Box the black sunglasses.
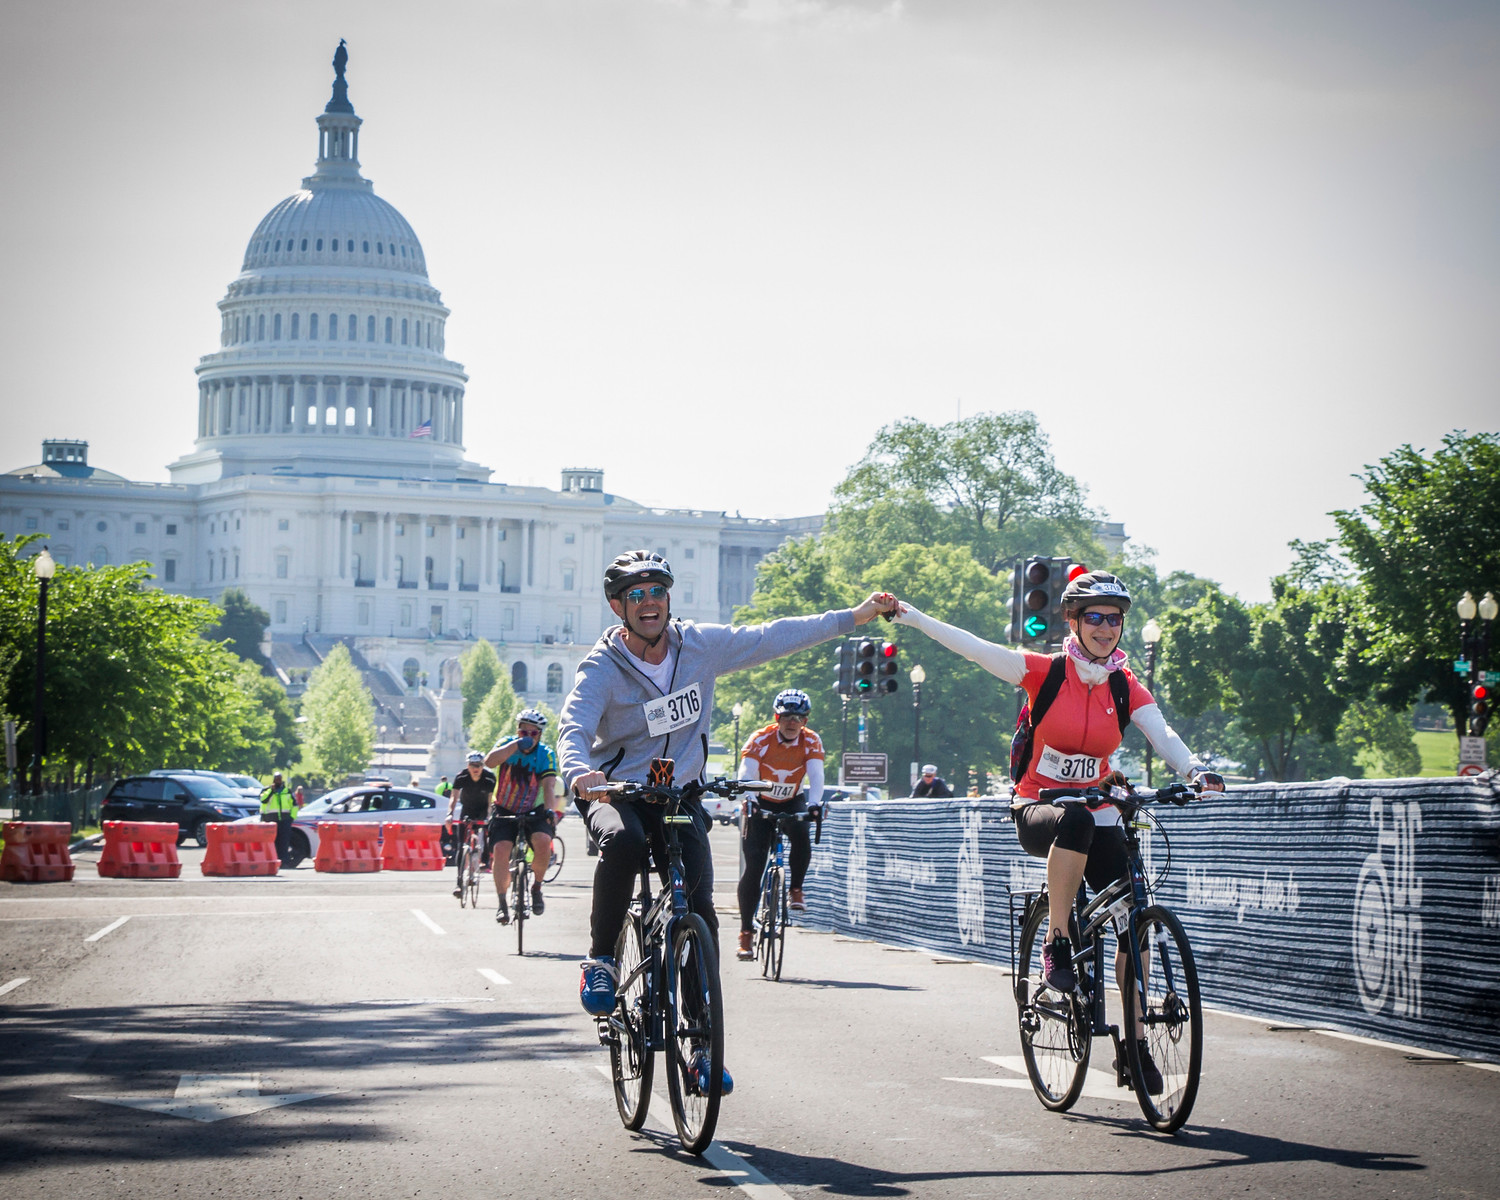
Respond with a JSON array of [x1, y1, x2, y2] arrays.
[[1081, 611, 1124, 628]]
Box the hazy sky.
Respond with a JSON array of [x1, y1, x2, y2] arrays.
[[3, 0, 1496, 601]]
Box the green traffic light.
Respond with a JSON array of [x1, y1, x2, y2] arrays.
[[1023, 614, 1048, 638]]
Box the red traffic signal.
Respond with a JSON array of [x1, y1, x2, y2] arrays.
[[877, 641, 899, 693]]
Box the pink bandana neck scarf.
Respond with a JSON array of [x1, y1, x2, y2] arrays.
[[1065, 634, 1127, 674]]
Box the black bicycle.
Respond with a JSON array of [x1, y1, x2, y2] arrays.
[[1010, 781, 1204, 1133], [595, 767, 773, 1155], [500, 810, 555, 956], [748, 799, 822, 982]]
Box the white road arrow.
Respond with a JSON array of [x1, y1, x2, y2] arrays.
[[75, 1073, 327, 1123]]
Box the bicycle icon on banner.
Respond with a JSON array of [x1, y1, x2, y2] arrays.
[[1352, 796, 1423, 1018]]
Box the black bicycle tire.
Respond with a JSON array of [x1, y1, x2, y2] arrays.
[[770, 867, 787, 982], [759, 867, 778, 979], [466, 840, 481, 909], [1016, 898, 1090, 1111], [546, 835, 565, 883], [1123, 904, 1202, 1133], [458, 844, 471, 909], [611, 913, 654, 1130], [665, 913, 724, 1155], [513, 857, 527, 956]]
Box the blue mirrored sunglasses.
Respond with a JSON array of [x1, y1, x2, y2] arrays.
[[1081, 611, 1124, 628], [624, 584, 669, 604]]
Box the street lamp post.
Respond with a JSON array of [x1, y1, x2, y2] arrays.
[[30, 549, 55, 797], [732, 703, 744, 770], [1141, 618, 1163, 786], [909, 664, 926, 786]]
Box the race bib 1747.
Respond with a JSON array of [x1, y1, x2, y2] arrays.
[[1036, 744, 1102, 784], [643, 682, 704, 738]]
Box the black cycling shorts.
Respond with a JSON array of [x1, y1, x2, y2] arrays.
[[488, 808, 554, 845]]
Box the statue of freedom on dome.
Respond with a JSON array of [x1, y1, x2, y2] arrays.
[[327, 40, 353, 114]]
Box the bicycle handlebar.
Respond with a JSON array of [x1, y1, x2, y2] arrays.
[[592, 776, 776, 804], [1037, 781, 1199, 808]]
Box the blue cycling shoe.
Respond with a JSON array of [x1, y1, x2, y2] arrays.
[[579, 957, 618, 1016], [691, 1050, 733, 1096]]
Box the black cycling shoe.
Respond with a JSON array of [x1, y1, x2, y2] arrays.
[[1042, 934, 1076, 992], [495, 897, 510, 925], [531, 884, 545, 915], [1114, 1038, 1165, 1095]]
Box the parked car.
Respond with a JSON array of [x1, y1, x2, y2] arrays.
[[286, 783, 447, 868], [103, 774, 261, 846], [150, 769, 264, 803]]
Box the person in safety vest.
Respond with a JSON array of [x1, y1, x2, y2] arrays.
[[259, 771, 297, 866]]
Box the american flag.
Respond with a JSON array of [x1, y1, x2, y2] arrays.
[[409, 419, 433, 439]]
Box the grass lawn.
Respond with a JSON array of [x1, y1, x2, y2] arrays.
[[1413, 730, 1458, 777]]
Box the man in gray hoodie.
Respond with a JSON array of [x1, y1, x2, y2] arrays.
[[559, 550, 895, 1032]]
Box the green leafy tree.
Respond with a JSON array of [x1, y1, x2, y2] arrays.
[[0, 534, 286, 777], [1335, 698, 1421, 779], [1333, 431, 1500, 750], [830, 411, 1098, 576], [298, 643, 376, 784], [460, 639, 501, 729], [1159, 580, 1355, 781], [210, 587, 270, 669], [469, 676, 521, 753], [235, 661, 300, 772]]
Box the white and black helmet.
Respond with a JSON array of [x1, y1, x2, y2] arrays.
[[603, 550, 674, 599], [1060, 571, 1133, 615], [773, 688, 812, 717], [516, 708, 548, 731]]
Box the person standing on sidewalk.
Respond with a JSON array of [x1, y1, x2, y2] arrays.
[[259, 772, 296, 865]]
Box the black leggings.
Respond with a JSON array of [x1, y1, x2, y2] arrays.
[[737, 805, 811, 933], [581, 796, 716, 960], [1013, 801, 1129, 896]]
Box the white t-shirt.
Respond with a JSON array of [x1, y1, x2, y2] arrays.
[[629, 646, 676, 694]]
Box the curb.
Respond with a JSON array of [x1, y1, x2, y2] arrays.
[[68, 833, 105, 851]]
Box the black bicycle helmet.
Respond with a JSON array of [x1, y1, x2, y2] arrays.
[[1060, 571, 1132, 615], [603, 550, 674, 599]]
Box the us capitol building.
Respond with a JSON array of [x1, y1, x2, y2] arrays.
[[0, 47, 816, 753]]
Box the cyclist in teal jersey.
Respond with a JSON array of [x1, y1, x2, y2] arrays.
[[485, 709, 562, 923]]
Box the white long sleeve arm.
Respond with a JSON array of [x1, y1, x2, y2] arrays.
[[893, 605, 1029, 686], [1131, 703, 1206, 781], [805, 757, 825, 807], [737, 755, 759, 782]]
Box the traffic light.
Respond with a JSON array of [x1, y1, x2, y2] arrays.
[[877, 641, 899, 694], [1020, 557, 1077, 647], [1473, 683, 1491, 736], [1009, 561, 1024, 644], [833, 641, 853, 697], [853, 638, 878, 695]]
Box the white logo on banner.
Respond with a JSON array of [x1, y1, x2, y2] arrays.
[[957, 807, 985, 946], [846, 811, 868, 926], [1484, 876, 1500, 930], [1353, 797, 1423, 1018]]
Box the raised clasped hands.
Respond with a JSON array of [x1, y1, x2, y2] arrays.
[[852, 591, 901, 625]]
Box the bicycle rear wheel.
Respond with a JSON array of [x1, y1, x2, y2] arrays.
[[1015, 898, 1090, 1111], [665, 913, 724, 1155], [610, 914, 654, 1130], [546, 835, 565, 883], [1123, 905, 1202, 1133], [512, 861, 528, 955]]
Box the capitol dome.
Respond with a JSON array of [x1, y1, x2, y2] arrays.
[[169, 43, 485, 486]]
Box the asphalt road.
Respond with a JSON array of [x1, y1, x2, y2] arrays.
[[3, 825, 1498, 1200]]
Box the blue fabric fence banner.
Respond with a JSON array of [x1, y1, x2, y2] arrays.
[[799, 776, 1500, 1062]]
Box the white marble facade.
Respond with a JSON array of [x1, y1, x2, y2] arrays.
[[0, 53, 813, 704]]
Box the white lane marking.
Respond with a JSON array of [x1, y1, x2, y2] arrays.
[[590, 1065, 794, 1199], [477, 968, 511, 986], [411, 909, 445, 936], [84, 916, 130, 942], [945, 1055, 1139, 1102], [0, 977, 31, 996], [75, 1073, 327, 1123]]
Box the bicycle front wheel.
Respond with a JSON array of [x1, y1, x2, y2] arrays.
[[1016, 898, 1090, 1111], [768, 868, 788, 982], [610, 913, 654, 1130], [512, 863, 527, 956], [1123, 904, 1202, 1133], [758, 867, 780, 980], [546, 835, 565, 883], [466, 846, 481, 909], [665, 913, 724, 1155], [458, 845, 473, 908]]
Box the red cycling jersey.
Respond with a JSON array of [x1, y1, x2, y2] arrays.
[[1015, 652, 1154, 802]]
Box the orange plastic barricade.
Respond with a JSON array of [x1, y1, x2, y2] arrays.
[[1, 821, 76, 883], [314, 821, 382, 873], [97, 821, 183, 879], [200, 821, 280, 877], [380, 822, 445, 871]]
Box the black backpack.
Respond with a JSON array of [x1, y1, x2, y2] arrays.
[[1009, 654, 1133, 784]]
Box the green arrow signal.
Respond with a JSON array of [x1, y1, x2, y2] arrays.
[[1023, 614, 1048, 638]]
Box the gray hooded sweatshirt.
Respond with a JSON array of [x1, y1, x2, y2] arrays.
[[557, 609, 857, 795]]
